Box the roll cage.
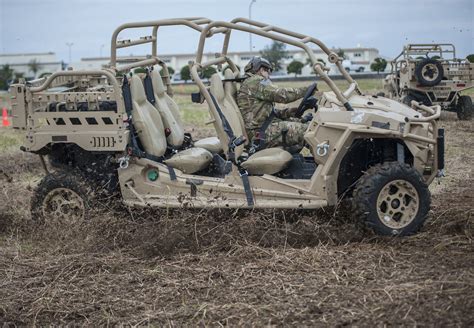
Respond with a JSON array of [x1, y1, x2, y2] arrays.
[[389, 43, 459, 74]]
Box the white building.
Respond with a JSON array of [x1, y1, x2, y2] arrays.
[[0, 47, 380, 81], [0, 52, 64, 79], [75, 47, 380, 79]]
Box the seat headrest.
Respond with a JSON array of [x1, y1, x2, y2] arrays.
[[224, 69, 236, 79], [129, 74, 147, 103], [209, 73, 225, 101], [223, 69, 237, 94], [151, 67, 166, 96]]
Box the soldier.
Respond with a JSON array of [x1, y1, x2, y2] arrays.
[[237, 56, 317, 151]]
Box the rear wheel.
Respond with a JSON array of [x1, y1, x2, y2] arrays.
[[352, 162, 430, 236], [31, 170, 93, 222], [456, 95, 473, 120]]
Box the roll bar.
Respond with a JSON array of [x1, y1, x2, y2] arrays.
[[110, 17, 228, 68], [194, 18, 361, 109]]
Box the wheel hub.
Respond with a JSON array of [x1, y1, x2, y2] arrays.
[[42, 188, 85, 221], [422, 64, 438, 81], [377, 180, 419, 229]]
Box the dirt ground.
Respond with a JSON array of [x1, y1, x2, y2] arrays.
[[0, 109, 473, 325]]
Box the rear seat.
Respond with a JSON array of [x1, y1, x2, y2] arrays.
[[128, 74, 212, 174], [208, 72, 292, 175], [150, 66, 221, 154]]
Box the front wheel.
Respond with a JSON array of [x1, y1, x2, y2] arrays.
[[352, 162, 430, 236]]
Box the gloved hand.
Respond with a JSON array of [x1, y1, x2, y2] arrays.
[[302, 96, 318, 110], [301, 113, 313, 123]]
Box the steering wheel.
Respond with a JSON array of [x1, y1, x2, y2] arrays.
[[295, 82, 318, 118]]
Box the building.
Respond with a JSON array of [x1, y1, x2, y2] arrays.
[[0, 52, 64, 79], [0, 47, 380, 81], [75, 47, 380, 79]]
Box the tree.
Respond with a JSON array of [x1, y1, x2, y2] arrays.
[[160, 66, 175, 77], [466, 54, 474, 63], [180, 65, 191, 82], [28, 59, 42, 78], [201, 66, 217, 79], [370, 58, 387, 74], [259, 41, 287, 71], [287, 60, 304, 77], [0, 65, 14, 90], [336, 48, 346, 59]]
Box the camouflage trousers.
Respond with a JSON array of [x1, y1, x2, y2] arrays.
[[262, 119, 309, 148]]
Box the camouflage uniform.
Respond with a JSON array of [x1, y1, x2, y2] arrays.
[[237, 73, 309, 148]]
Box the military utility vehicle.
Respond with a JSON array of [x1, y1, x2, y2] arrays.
[[382, 43, 473, 120], [10, 18, 444, 236]]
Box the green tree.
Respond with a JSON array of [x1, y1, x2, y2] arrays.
[[28, 59, 42, 78], [180, 65, 191, 82], [259, 41, 288, 71], [287, 60, 304, 77], [160, 66, 175, 77], [466, 54, 474, 63], [336, 48, 346, 59], [201, 66, 217, 79], [0, 65, 14, 90], [370, 58, 387, 74]]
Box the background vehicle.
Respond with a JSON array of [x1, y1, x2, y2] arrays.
[[342, 59, 365, 73], [9, 18, 444, 236], [382, 44, 474, 120]]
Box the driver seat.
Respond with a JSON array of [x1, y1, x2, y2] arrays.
[[208, 73, 292, 175]]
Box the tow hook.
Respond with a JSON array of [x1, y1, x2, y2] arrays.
[[316, 141, 330, 157], [118, 155, 130, 169]]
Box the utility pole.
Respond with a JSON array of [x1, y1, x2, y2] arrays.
[[249, 0, 256, 52], [66, 42, 74, 66]]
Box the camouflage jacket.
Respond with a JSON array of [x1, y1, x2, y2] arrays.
[[237, 73, 308, 132]]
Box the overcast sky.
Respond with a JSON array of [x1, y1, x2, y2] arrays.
[[0, 0, 472, 63]]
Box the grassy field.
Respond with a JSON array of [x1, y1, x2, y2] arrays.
[[0, 79, 473, 325]]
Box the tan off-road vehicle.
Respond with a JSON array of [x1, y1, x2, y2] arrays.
[[382, 43, 474, 120], [10, 18, 444, 236]]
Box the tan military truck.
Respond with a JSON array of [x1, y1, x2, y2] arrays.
[[382, 43, 474, 120], [10, 18, 444, 236]]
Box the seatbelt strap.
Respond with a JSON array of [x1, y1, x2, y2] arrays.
[[122, 76, 133, 116], [143, 72, 156, 105], [167, 166, 177, 180], [239, 169, 254, 206], [252, 108, 276, 151]]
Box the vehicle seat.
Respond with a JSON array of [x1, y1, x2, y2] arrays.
[[242, 148, 293, 175], [129, 74, 167, 157], [129, 74, 212, 174], [208, 73, 292, 175], [150, 66, 222, 154], [150, 67, 185, 147], [223, 69, 248, 143]]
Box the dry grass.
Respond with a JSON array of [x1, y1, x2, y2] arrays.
[[0, 90, 473, 325]]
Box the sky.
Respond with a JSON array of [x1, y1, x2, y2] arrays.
[[0, 0, 472, 63]]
